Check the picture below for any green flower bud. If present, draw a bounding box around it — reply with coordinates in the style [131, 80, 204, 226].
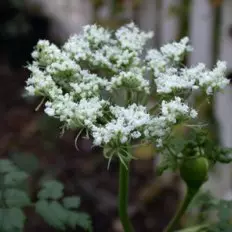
[180, 157, 209, 189]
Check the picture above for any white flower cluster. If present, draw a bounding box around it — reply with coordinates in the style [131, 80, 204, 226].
[32, 40, 64, 66]
[91, 97, 197, 147]
[115, 23, 153, 53]
[154, 67, 195, 94]
[154, 61, 229, 94]
[83, 24, 111, 46]
[146, 37, 192, 76]
[160, 37, 193, 62]
[161, 97, 198, 122]
[44, 95, 107, 129]
[26, 65, 62, 99]
[92, 104, 151, 146]
[70, 70, 107, 99]
[146, 38, 228, 95]
[63, 23, 152, 73]
[145, 97, 197, 147]
[107, 67, 150, 93]
[196, 61, 228, 94]
[25, 22, 229, 151]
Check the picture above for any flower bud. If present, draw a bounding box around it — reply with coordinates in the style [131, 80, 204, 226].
[180, 157, 209, 189]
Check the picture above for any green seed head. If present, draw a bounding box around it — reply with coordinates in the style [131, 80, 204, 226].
[180, 157, 209, 189]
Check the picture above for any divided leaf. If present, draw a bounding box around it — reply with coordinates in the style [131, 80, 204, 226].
[8, 208, 26, 230]
[4, 171, 28, 186]
[10, 153, 39, 174]
[0, 208, 25, 231]
[63, 196, 80, 209]
[49, 201, 69, 224]
[4, 188, 31, 207]
[35, 199, 92, 231]
[0, 159, 91, 232]
[0, 160, 17, 174]
[67, 212, 92, 232]
[38, 180, 64, 200]
[35, 200, 66, 230]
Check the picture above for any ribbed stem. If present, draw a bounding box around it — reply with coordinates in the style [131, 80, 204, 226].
[164, 187, 199, 232]
[118, 161, 134, 232]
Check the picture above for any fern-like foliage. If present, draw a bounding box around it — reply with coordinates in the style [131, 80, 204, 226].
[36, 180, 92, 231]
[0, 159, 30, 232]
[184, 191, 232, 232]
[0, 158, 92, 232]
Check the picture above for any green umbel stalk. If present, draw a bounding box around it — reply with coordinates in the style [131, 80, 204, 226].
[118, 161, 134, 232]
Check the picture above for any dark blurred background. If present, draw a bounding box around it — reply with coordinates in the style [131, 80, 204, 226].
[0, 0, 231, 231]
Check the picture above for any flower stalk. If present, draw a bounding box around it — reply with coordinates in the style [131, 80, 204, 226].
[118, 160, 134, 232]
[164, 187, 199, 232]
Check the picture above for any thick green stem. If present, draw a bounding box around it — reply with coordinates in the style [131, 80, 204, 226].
[164, 187, 199, 232]
[118, 161, 134, 232]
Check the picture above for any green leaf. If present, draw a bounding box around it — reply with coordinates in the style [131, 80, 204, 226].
[35, 199, 92, 231]
[38, 180, 64, 200]
[217, 200, 232, 222]
[0, 208, 13, 231]
[8, 208, 26, 229]
[50, 201, 68, 222]
[67, 212, 92, 231]
[35, 200, 65, 230]
[4, 171, 28, 186]
[63, 196, 80, 209]
[41, 180, 64, 190]
[10, 153, 39, 174]
[0, 208, 25, 231]
[0, 159, 17, 173]
[4, 188, 31, 207]
[169, 137, 186, 154]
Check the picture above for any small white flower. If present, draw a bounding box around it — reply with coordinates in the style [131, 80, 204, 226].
[131, 131, 141, 139]
[25, 64, 62, 99]
[190, 109, 198, 118]
[108, 68, 150, 94]
[25, 85, 35, 95]
[116, 22, 153, 53]
[44, 107, 55, 116]
[160, 37, 192, 62]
